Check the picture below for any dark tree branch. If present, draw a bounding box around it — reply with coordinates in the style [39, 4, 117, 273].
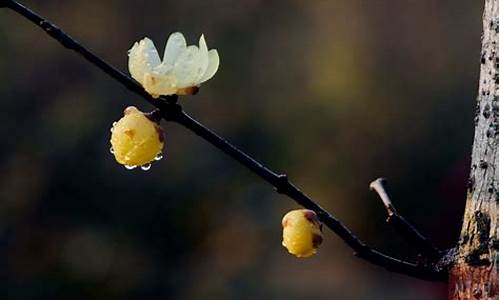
[370, 178, 441, 262]
[2, 0, 446, 282]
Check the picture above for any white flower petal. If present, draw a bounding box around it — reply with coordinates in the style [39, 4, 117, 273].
[173, 45, 202, 88]
[153, 61, 174, 75]
[128, 38, 161, 84]
[143, 72, 178, 97]
[200, 49, 219, 83]
[196, 34, 209, 82]
[163, 32, 187, 67]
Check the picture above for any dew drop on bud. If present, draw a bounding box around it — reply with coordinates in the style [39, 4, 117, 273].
[125, 165, 137, 170]
[154, 153, 163, 161]
[109, 147, 115, 154]
[140, 163, 152, 171]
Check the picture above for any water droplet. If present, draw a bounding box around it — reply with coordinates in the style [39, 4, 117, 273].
[112, 122, 117, 126]
[154, 153, 163, 161]
[140, 163, 151, 171]
[109, 147, 114, 154]
[125, 165, 137, 170]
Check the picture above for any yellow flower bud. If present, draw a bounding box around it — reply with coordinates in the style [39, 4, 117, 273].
[282, 209, 323, 258]
[110, 106, 164, 169]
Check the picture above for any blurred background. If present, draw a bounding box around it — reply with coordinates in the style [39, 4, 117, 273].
[0, 0, 483, 299]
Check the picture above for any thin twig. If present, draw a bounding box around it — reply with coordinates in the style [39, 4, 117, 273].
[2, 0, 446, 281]
[370, 178, 441, 261]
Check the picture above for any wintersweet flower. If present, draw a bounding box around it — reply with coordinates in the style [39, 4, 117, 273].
[110, 106, 164, 170]
[282, 209, 323, 258]
[128, 32, 219, 97]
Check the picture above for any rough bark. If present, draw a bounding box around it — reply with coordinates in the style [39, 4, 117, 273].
[449, 0, 499, 299]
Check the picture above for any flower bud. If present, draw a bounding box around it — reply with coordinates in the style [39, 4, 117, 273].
[110, 106, 164, 168]
[282, 209, 323, 258]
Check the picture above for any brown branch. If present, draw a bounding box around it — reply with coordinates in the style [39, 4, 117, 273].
[370, 178, 441, 262]
[1, 0, 446, 282]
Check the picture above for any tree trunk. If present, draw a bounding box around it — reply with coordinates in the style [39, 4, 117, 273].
[448, 0, 499, 299]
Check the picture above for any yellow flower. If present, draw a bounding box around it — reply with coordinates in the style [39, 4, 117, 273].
[282, 209, 323, 258]
[128, 32, 220, 97]
[110, 106, 164, 169]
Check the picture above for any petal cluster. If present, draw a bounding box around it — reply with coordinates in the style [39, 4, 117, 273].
[128, 32, 219, 97]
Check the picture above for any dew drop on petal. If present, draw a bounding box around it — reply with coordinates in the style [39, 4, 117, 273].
[125, 165, 137, 170]
[109, 147, 115, 154]
[154, 153, 163, 161]
[140, 163, 152, 171]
